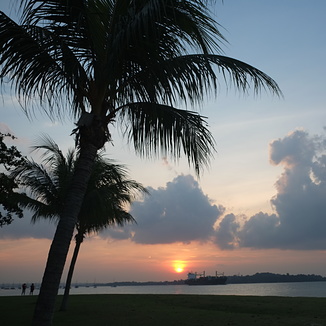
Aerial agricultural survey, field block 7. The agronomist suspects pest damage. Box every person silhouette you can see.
[30,283,35,295]
[21,283,27,295]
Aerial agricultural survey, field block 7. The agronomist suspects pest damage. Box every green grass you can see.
[1,294,326,325]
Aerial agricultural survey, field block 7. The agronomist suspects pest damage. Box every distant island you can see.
[226,272,326,284]
[93,272,326,287]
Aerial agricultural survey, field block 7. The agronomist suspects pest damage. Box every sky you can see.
[1,0,326,284]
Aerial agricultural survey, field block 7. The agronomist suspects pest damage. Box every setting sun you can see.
[173,261,186,273]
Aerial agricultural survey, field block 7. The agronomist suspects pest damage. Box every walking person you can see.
[21,283,27,295]
[30,283,35,295]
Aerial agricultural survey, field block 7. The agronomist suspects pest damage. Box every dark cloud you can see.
[237,212,281,249]
[215,129,326,250]
[103,174,225,244]
[269,129,316,167]
[214,213,240,249]
[4,128,326,251]
[2,174,224,244]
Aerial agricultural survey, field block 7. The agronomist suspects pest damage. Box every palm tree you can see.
[0,1,282,324]
[12,135,147,311]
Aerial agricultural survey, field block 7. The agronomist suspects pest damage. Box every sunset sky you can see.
[1,0,326,284]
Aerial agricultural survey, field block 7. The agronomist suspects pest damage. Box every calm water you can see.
[2,282,326,297]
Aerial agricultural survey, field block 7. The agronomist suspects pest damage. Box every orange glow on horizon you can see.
[173,260,186,273]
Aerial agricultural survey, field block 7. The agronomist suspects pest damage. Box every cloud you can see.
[4,128,326,251]
[237,212,281,249]
[2,174,224,244]
[215,129,326,250]
[214,213,240,250]
[269,129,316,168]
[103,174,225,244]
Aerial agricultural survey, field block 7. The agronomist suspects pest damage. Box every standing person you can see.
[30,283,35,295]
[21,283,27,295]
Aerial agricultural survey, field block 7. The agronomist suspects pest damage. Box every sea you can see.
[2,282,326,297]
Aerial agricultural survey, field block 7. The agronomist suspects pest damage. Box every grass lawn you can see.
[1,294,326,325]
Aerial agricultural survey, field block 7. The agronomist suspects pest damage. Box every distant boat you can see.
[184,271,227,285]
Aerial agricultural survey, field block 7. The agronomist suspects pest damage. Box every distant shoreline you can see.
[101,272,326,287]
[72,272,326,288]
[2,272,325,289]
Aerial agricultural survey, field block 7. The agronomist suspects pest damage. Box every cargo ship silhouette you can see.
[185,271,227,285]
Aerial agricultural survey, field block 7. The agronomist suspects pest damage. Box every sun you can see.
[173,261,186,273]
[175,266,184,273]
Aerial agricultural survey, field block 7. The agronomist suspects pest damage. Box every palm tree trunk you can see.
[32,141,98,326]
[60,233,83,312]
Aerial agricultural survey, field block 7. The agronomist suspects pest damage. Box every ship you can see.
[184,271,227,285]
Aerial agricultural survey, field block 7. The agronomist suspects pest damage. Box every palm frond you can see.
[117,53,282,113]
[0,8,89,118]
[206,55,283,95]
[11,134,146,236]
[10,158,63,218]
[118,102,215,175]
[77,153,147,233]
[2,0,281,176]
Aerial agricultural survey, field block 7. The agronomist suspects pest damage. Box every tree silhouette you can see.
[12,135,147,311]
[0,132,27,227]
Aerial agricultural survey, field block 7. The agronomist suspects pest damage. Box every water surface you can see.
[2,282,326,297]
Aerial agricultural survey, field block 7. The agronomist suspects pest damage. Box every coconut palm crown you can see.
[13,135,145,229]
[12,134,146,311]
[0,0,281,173]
